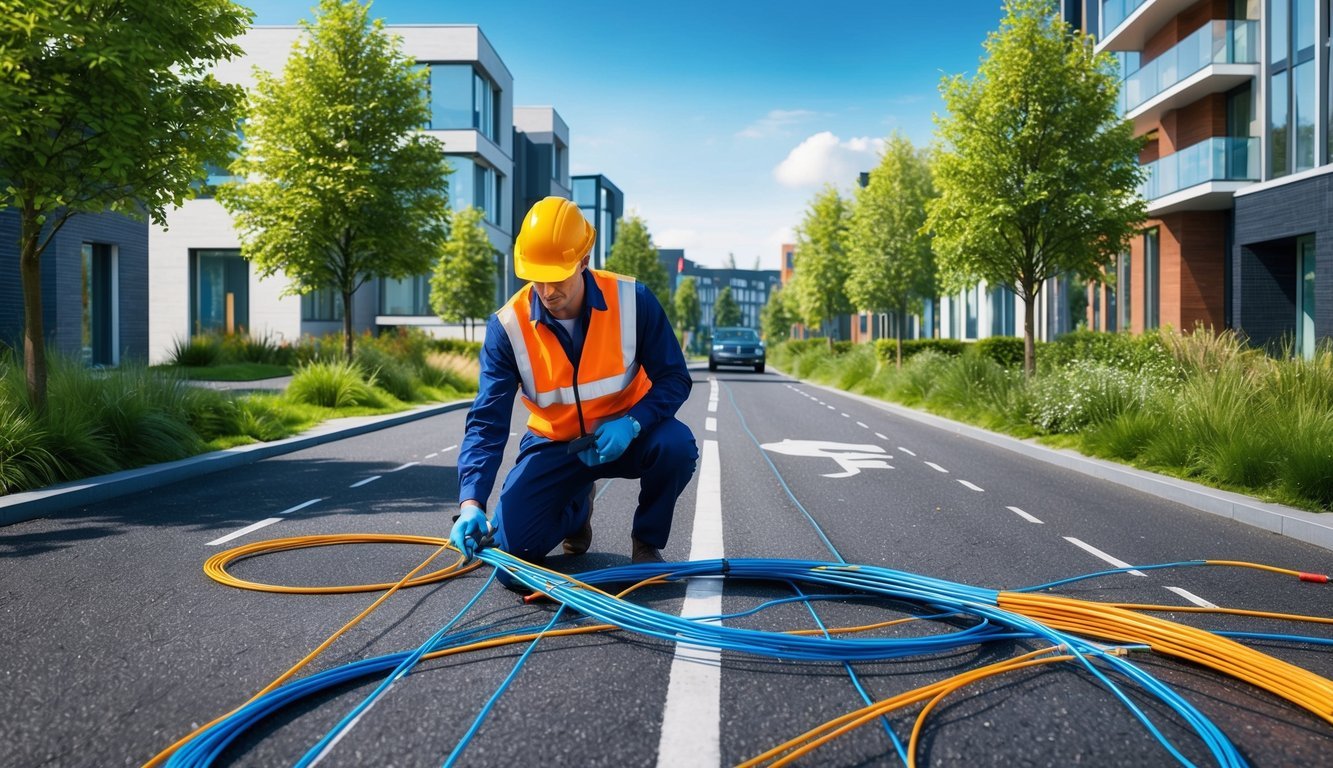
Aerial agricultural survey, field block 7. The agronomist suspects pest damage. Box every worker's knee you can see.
[642,418,698,474]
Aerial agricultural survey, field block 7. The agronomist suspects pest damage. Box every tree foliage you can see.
[605,214,671,316]
[926,0,1145,374]
[847,132,937,366]
[0,0,251,411]
[789,186,852,338]
[218,0,451,359]
[760,285,796,342]
[430,206,496,341]
[674,275,701,337]
[713,286,742,328]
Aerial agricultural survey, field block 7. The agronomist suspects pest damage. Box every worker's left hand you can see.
[578,415,641,466]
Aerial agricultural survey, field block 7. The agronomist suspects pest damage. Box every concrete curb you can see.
[784,373,1333,554]
[0,399,472,527]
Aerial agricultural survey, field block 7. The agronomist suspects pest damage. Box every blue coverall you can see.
[457,270,697,562]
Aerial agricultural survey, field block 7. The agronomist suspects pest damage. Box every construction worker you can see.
[450,196,697,581]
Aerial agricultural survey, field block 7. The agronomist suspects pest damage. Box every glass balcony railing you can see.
[1140,137,1258,201]
[1102,0,1149,38]
[1119,20,1257,114]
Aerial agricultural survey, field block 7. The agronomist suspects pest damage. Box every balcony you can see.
[1119,21,1258,130]
[1141,137,1258,215]
[1100,0,1200,51]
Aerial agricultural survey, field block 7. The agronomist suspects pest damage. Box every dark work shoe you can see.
[631,537,665,564]
[562,487,594,556]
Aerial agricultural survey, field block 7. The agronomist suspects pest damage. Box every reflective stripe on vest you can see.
[496,270,651,440]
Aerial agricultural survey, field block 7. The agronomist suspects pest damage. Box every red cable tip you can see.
[1298,572,1329,583]
[523,591,553,604]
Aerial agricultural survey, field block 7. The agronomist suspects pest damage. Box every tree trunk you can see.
[895,306,905,369]
[1023,291,1037,377]
[342,289,355,360]
[19,207,48,414]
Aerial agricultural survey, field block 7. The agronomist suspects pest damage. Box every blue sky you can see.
[245,1,1009,270]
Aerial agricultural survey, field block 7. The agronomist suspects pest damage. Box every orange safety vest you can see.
[496,270,653,441]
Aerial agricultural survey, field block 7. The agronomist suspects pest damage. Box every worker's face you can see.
[534,258,588,320]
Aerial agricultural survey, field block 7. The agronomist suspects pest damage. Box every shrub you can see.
[1082,409,1163,462]
[836,343,877,390]
[927,353,1012,416]
[0,406,59,493]
[1273,403,1333,509]
[355,344,420,403]
[287,360,379,408]
[430,337,484,358]
[830,340,854,356]
[1026,361,1157,434]
[169,335,222,367]
[423,351,478,392]
[888,349,952,404]
[974,336,1025,368]
[220,332,290,365]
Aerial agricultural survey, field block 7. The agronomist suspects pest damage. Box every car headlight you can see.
[712,344,724,351]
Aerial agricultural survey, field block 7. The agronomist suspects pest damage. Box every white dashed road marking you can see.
[1063,537,1146,577]
[1006,506,1044,524]
[388,461,419,473]
[349,476,382,489]
[957,480,984,492]
[924,462,948,473]
[1165,586,1217,608]
[898,447,916,456]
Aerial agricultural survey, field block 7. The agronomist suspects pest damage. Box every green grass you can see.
[156,363,292,381]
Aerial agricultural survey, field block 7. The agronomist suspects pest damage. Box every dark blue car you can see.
[708,327,765,373]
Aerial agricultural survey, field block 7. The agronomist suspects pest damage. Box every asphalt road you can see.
[2,364,1331,767]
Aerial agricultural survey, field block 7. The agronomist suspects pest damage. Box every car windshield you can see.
[714,328,759,342]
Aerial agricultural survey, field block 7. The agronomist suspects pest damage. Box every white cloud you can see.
[773,131,884,188]
[736,109,817,139]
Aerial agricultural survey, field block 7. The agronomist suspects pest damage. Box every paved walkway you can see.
[187,375,293,392]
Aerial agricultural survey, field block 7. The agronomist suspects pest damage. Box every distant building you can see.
[661,250,780,336]
[571,174,623,271]
[511,106,571,300]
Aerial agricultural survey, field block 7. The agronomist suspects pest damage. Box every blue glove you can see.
[450,503,490,560]
[578,415,641,466]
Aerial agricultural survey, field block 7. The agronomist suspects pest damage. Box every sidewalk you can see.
[187,375,293,393]
[0,398,472,527]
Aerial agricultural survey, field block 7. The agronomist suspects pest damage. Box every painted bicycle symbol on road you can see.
[760,440,894,479]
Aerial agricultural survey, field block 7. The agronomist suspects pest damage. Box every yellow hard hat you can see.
[514,196,596,283]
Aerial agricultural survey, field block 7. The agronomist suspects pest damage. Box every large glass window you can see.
[1272,71,1290,176]
[1293,61,1316,171]
[1297,236,1316,359]
[380,275,431,316]
[191,249,248,335]
[81,243,114,366]
[301,288,344,321]
[1144,229,1160,330]
[1117,251,1132,331]
[426,64,500,143]
[1268,0,1316,176]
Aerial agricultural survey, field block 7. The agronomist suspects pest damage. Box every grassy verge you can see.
[155,362,293,381]
[0,331,480,497]
[771,329,1333,513]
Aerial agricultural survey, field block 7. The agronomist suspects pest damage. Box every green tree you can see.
[926,0,1145,375]
[606,214,671,316]
[789,185,853,339]
[847,133,937,367]
[674,275,701,350]
[713,286,742,328]
[760,284,796,342]
[430,206,496,342]
[0,0,250,412]
[218,0,451,359]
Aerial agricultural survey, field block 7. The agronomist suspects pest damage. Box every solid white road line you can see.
[898,447,916,456]
[957,480,984,492]
[1165,586,1217,608]
[350,476,382,489]
[442,444,458,452]
[388,461,419,473]
[924,461,948,473]
[1063,537,1146,577]
[1006,506,1044,524]
[656,439,723,768]
[207,518,283,546]
[705,417,717,432]
[425,452,439,459]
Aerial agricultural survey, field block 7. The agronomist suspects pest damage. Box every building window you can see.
[1106,260,1118,333]
[1297,235,1316,359]
[302,288,344,321]
[80,243,116,366]
[380,275,431,316]
[426,64,501,143]
[552,142,564,182]
[1116,251,1131,331]
[190,249,248,336]
[1144,229,1160,330]
[1268,0,1316,176]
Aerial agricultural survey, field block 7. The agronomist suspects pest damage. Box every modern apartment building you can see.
[511,106,571,300]
[0,211,149,366]
[662,250,781,335]
[1070,0,1329,357]
[148,25,518,362]
[572,174,624,271]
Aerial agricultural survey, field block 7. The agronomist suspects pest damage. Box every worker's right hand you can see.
[450,503,490,560]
